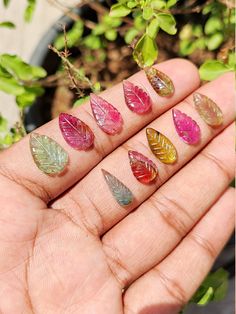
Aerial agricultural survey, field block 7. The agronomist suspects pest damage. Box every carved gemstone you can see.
[128,150,158,184]
[30,133,68,175]
[90,93,123,135]
[146,128,177,164]
[172,109,201,145]
[123,80,151,114]
[102,169,133,206]
[59,113,94,150]
[145,67,174,97]
[193,92,223,126]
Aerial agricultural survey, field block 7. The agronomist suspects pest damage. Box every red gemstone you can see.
[128,150,158,184]
[123,80,151,114]
[59,113,94,150]
[90,93,123,135]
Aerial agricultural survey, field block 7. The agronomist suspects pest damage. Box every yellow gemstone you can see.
[146,128,177,164]
[145,67,175,97]
[193,93,223,127]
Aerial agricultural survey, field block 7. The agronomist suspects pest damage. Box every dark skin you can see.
[0,59,234,314]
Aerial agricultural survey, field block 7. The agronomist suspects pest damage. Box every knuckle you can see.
[148,192,193,237]
[154,268,187,305]
[200,151,232,182]
[189,232,216,259]
[102,238,132,289]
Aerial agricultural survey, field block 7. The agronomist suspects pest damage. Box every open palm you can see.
[0,59,234,314]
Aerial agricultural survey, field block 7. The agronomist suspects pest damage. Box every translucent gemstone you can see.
[30,133,68,175]
[102,169,133,206]
[128,150,158,184]
[172,109,201,145]
[145,67,174,97]
[193,92,223,126]
[59,113,94,150]
[146,128,177,164]
[90,93,123,135]
[123,80,151,114]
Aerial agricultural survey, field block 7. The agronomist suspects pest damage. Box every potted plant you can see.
[0,0,235,312]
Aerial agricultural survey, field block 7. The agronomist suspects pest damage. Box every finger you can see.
[101,122,234,288]
[123,188,235,314]
[52,72,235,236]
[0,59,199,202]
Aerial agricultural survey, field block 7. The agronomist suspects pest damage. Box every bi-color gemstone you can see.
[193,93,223,127]
[145,67,174,97]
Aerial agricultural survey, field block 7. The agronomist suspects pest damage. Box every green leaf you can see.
[92,24,106,36]
[0,21,15,28]
[30,133,69,175]
[103,15,122,28]
[0,115,7,132]
[151,0,166,10]
[16,86,44,108]
[179,24,192,40]
[197,287,214,305]
[124,28,139,44]
[24,0,36,23]
[133,34,158,67]
[54,20,84,50]
[206,32,224,50]
[127,0,137,9]
[3,0,10,7]
[146,18,159,39]
[179,39,197,56]
[143,7,153,21]
[156,13,177,35]
[167,0,178,8]
[205,16,223,35]
[105,29,117,41]
[191,268,229,305]
[0,54,47,81]
[110,4,131,18]
[83,35,102,50]
[134,14,146,31]
[227,52,236,67]
[73,96,90,107]
[0,77,25,95]
[199,60,232,81]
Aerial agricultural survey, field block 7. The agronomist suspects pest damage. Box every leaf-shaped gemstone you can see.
[146,128,177,164]
[172,109,201,145]
[102,169,133,206]
[145,67,174,97]
[59,113,94,150]
[30,133,68,175]
[123,80,151,114]
[128,150,158,184]
[193,92,223,127]
[90,93,123,135]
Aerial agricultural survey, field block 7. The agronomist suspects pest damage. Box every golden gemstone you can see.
[193,93,223,127]
[145,67,175,97]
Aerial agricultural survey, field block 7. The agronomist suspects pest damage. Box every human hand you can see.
[0,59,234,314]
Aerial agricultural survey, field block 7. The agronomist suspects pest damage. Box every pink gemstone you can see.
[128,150,158,184]
[123,81,151,114]
[90,93,123,135]
[59,113,94,150]
[172,109,200,144]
